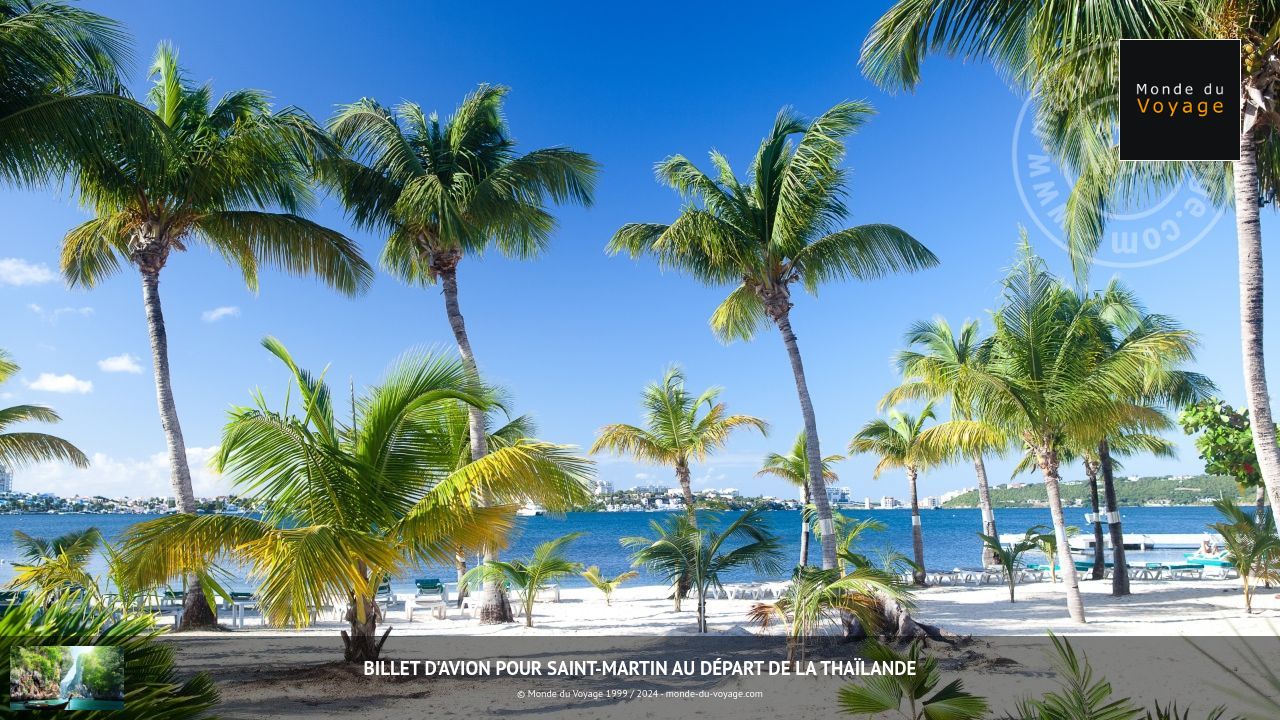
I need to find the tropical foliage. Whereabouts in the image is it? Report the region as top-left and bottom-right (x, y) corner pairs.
(757, 431), (842, 566)
(979, 528), (1040, 604)
(623, 508), (784, 633)
(7, 527), (101, 600)
(325, 83), (596, 623)
(1181, 399), (1270, 516)
(594, 366), (767, 520)
(581, 566), (638, 606)
(0, 349), (88, 471)
(117, 339), (592, 661)
(849, 403), (936, 585)
(0, 593), (220, 718)
(837, 640), (988, 720)
(466, 532), (583, 627)
(609, 100), (937, 570)
(1208, 499), (1280, 614)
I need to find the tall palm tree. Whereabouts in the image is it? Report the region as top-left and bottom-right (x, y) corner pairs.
(466, 532), (583, 627)
(119, 338), (592, 661)
(882, 318), (1004, 566)
(326, 84), (597, 624)
(0, 0), (150, 185)
(0, 349), (88, 471)
(861, 0), (1280, 527)
(59, 45), (371, 628)
(592, 366), (767, 523)
(919, 241), (1199, 623)
(849, 403), (936, 586)
(609, 101), (938, 569)
(756, 431), (843, 566)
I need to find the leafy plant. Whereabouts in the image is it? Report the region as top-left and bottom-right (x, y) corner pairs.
(581, 566), (638, 606)
(1181, 400), (1268, 515)
(1208, 499), (1280, 613)
(757, 432), (843, 566)
(467, 533), (584, 627)
(837, 640), (988, 720)
(979, 529), (1039, 603)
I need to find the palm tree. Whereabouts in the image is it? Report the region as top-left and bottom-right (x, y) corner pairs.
(619, 514), (695, 612)
(594, 367), (767, 524)
(8, 527), (101, 599)
(0, 349), (88, 471)
(0, 0), (150, 186)
(609, 101), (938, 570)
(581, 566), (638, 606)
(861, 0), (1280, 528)
(118, 338), (592, 661)
(1209, 499), (1280, 614)
(883, 318), (1004, 567)
(624, 509), (785, 633)
(749, 565), (907, 664)
(757, 432), (843, 566)
(467, 533), (583, 627)
(918, 241), (1199, 623)
(59, 44), (371, 628)
(326, 84), (597, 624)
(849, 403), (936, 586)
(979, 529), (1040, 603)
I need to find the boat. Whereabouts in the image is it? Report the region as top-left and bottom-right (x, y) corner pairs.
(516, 502), (545, 517)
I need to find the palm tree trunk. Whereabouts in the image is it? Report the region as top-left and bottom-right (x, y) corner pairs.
(973, 453), (998, 567)
(675, 461), (697, 526)
(1084, 460), (1105, 580)
(1236, 128), (1280, 513)
(141, 270), (215, 630)
(1098, 440), (1129, 596)
(906, 467), (925, 585)
(1256, 484), (1267, 526)
(1036, 448), (1086, 623)
(341, 595), (388, 662)
(772, 309), (837, 570)
(438, 263), (512, 624)
(799, 483), (810, 567)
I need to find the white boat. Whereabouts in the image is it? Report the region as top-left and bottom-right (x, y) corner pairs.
(517, 502), (545, 517)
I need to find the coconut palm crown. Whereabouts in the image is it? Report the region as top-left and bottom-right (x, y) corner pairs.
(609, 101), (938, 569)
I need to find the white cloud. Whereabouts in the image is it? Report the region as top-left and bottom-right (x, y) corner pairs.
(98, 353), (143, 374)
(633, 472), (651, 481)
(201, 306), (240, 323)
(17, 446), (228, 498)
(26, 373), (93, 394)
(0, 258), (55, 286)
(28, 304), (94, 322)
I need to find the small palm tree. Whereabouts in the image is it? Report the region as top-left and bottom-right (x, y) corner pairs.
(60, 44), (371, 629)
(467, 533), (583, 627)
(593, 366), (767, 523)
(849, 403), (936, 585)
(119, 339), (592, 661)
(838, 640), (988, 720)
(1210, 499), (1280, 614)
(326, 86), (597, 624)
(749, 565), (907, 664)
(620, 514), (696, 612)
(625, 509), (784, 633)
(757, 432), (843, 566)
(8, 527), (101, 600)
(0, 350), (88, 471)
(883, 317), (1005, 567)
(980, 529), (1041, 603)
(581, 566), (638, 606)
(609, 101), (938, 570)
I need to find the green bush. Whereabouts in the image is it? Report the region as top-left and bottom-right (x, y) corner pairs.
(79, 646), (125, 699)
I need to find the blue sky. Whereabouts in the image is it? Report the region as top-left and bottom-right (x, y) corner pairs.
(0, 1), (1271, 500)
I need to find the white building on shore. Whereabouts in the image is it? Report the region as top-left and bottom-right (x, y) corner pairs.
(0, 464), (11, 494)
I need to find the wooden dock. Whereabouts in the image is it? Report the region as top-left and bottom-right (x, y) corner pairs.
(1000, 532), (1221, 551)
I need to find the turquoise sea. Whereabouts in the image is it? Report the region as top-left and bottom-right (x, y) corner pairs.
(0, 506), (1232, 595)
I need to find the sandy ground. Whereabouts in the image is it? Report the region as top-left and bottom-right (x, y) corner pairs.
(163, 577), (1280, 718)
(179, 574), (1280, 638)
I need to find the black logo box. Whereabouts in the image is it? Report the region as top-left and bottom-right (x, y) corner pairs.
(1119, 38), (1240, 161)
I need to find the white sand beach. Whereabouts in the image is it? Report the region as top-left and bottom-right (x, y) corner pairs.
(181, 575), (1280, 639)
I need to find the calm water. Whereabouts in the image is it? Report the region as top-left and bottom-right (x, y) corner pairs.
(0, 506), (1230, 594)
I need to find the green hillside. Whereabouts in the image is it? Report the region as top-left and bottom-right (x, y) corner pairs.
(942, 474), (1247, 508)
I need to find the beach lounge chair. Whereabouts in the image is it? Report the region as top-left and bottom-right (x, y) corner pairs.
(533, 583), (561, 603)
(375, 581), (396, 609)
(1185, 553), (1239, 579)
(1159, 563), (1204, 580)
(979, 566), (1006, 585)
(414, 578), (448, 603)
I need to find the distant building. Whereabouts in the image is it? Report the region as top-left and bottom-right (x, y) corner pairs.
(594, 479), (614, 496)
(880, 495), (900, 509)
(922, 496), (940, 509)
(863, 497), (873, 510)
(825, 486), (851, 505)
(0, 464), (11, 494)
